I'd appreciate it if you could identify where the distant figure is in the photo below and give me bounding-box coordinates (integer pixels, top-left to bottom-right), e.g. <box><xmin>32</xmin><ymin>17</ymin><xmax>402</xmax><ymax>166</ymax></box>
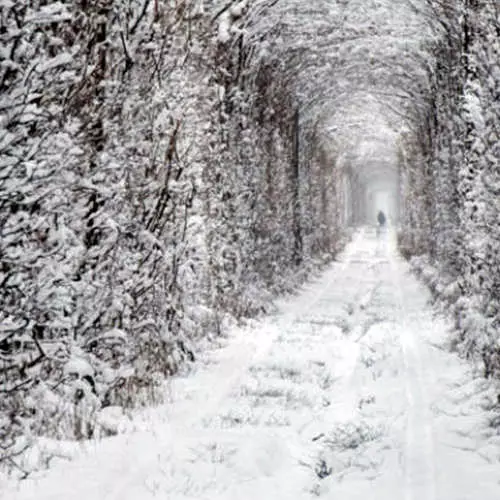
<box><xmin>377</xmin><ymin>210</ymin><xmax>386</xmax><ymax>227</ymax></box>
<box><xmin>376</xmin><ymin>211</ymin><xmax>386</xmax><ymax>237</ymax></box>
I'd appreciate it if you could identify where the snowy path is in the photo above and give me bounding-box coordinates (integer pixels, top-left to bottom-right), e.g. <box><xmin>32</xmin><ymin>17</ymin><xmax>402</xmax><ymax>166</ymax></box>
<box><xmin>3</xmin><ymin>228</ymin><xmax>500</xmax><ymax>500</ymax></box>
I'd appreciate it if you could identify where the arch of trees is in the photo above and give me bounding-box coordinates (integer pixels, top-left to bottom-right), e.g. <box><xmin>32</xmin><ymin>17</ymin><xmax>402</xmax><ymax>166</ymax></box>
<box><xmin>0</xmin><ymin>0</ymin><xmax>498</xmax><ymax>475</ymax></box>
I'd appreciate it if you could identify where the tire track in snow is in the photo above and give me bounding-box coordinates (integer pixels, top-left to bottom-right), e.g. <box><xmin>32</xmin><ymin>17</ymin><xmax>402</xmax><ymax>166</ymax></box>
<box><xmin>33</xmin><ymin>232</ymin><xmax>365</xmax><ymax>500</ymax></box>
<box><xmin>304</xmin><ymin>230</ymin><xmax>404</xmax><ymax>497</ymax></box>
<box><xmin>387</xmin><ymin>232</ymin><xmax>437</xmax><ymax>500</ymax></box>
<box><xmin>12</xmin><ymin>228</ymin><xmax>500</xmax><ymax>500</ymax></box>
<box><xmin>166</xmin><ymin>229</ymin><xmax>368</xmax><ymax>430</ymax></box>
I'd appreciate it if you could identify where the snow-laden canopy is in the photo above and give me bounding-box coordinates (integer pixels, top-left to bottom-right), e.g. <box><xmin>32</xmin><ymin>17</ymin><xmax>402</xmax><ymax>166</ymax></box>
<box><xmin>240</xmin><ymin>0</ymin><xmax>436</xmax><ymax>223</ymax></box>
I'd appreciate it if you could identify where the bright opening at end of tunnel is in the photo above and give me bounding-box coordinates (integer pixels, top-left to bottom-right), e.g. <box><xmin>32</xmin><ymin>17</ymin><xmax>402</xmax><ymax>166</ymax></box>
<box><xmin>334</xmin><ymin>123</ymin><xmax>401</xmax><ymax>228</ymax></box>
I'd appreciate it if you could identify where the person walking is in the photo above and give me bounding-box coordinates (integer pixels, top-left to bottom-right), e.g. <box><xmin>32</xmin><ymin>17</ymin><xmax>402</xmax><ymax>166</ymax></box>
<box><xmin>376</xmin><ymin>210</ymin><xmax>386</xmax><ymax>237</ymax></box>
<box><xmin>377</xmin><ymin>210</ymin><xmax>386</xmax><ymax>226</ymax></box>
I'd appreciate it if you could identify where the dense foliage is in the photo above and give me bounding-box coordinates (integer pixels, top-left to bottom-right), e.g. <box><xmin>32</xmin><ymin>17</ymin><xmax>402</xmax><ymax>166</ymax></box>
<box><xmin>0</xmin><ymin>0</ymin><xmax>345</xmax><ymax>475</ymax></box>
<box><xmin>398</xmin><ymin>0</ymin><xmax>500</xmax><ymax>377</ymax></box>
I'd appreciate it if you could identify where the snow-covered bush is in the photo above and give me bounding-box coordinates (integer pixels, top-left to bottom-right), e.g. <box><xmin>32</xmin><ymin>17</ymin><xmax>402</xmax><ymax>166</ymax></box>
<box><xmin>1</xmin><ymin>0</ymin><xmax>347</xmax><ymax>476</ymax></box>
<box><xmin>399</xmin><ymin>1</ymin><xmax>499</xmax><ymax>379</ymax></box>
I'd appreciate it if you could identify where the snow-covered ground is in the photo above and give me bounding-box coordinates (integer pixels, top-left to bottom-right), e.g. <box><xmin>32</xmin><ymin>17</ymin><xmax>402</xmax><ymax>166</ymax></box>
<box><xmin>2</xmin><ymin>228</ymin><xmax>500</xmax><ymax>500</ymax></box>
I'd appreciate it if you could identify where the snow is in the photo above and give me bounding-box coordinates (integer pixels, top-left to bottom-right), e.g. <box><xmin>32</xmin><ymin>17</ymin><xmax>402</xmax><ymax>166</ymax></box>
<box><xmin>230</xmin><ymin>0</ymin><xmax>249</xmax><ymax>19</ymax></box>
<box><xmin>464</xmin><ymin>83</ymin><xmax>485</xmax><ymax>132</ymax></box>
<box><xmin>218</xmin><ymin>13</ymin><xmax>232</xmax><ymax>44</ymax></box>
<box><xmin>63</xmin><ymin>357</ymin><xmax>94</xmax><ymax>378</ymax></box>
<box><xmin>96</xmin><ymin>407</ymin><xmax>127</xmax><ymax>436</ymax></box>
<box><xmin>2</xmin><ymin>228</ymin><xmax>500</xmax><ymax>499</ymax></box>
<box><xmin>25</xmin><ymin>3</ymin><xmax>72</xmax><ymax>24</ymax></box>
<box><xmin>37</xmin><ymin>53</ymin><xmax>73</xmax><ymax>73</ymax></box>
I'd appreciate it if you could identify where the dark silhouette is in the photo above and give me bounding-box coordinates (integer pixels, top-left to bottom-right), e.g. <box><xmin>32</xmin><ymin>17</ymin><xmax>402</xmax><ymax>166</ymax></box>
<box><xmin>377</xmin><ymin>211</ymin><xmax>386</xmax><ymax>226</ymax></box>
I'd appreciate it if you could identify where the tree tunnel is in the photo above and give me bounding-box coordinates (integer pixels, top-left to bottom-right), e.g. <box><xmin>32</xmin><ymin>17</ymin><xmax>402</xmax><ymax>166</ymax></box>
<box><xmin>236</xmin><ymin>0</ymin><xmax>435</xmax><ymax>241</ymax></box>
<box><xmin>226</xmin><ymin>0</ymin><xmax>498</xmax><ymax>376</ymax></box>
<box><xmin>231</xmin><ymin>0</ymin><xmax>498</xmax><ymax>374</ymax></box>
<box><xmin>1</xmin><ymin>0</ymin><xmax>498</xmax><ymax>466</ymax></box>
